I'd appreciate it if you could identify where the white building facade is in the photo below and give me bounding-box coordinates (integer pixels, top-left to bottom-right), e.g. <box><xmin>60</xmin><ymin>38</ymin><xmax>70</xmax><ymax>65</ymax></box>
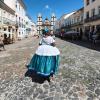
<box><xmin>54</xmin><ymin>12</ymin><xmax>75</xmax><ymax>32</ymax></box>
<box><xmin>15</xmin><ymin>0</ymin><xmax>27</xmax><ymax>39</ymax></box>
<box><xmin>4</xmin><ymin>0</ymin><xmax>36</xmax><ymax>39</ymax></box>
<box><xmin>31</xmin><ymin>22</ymin><xmax>37</xmax><ymax>36</ymax></box>
<box><xmin>0</xmin><ymin>0</ymin><xmax>16</xmax><ymax>43</ymax></box>
<box><xmin>25</xmin><ymin>16</ymin><xmax>37</xmax><ymax>37</ymax></box>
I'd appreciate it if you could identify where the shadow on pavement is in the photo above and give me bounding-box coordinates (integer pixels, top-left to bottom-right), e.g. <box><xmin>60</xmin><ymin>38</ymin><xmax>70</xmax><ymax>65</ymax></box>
<box><xmin>64</xmin><ymin>39</ymin><xmax>100</xmax><ymax>52</ymax></box>
<box><xmin>25</xmin><ymin>69</ymin><xmax>50</xmax><ymax>84</ymax></box>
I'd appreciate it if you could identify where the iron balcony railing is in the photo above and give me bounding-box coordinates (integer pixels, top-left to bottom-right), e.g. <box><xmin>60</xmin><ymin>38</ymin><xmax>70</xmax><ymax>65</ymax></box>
<box><xmin>3</xmin><ymin>17</ymin><xmax>16</xmax><ymax>25</ymax></box>
<box><xmin>62</xmin><ymin>20</ymin><xmax>83</xmax><ymax>28</ymax></box>
<box><xmin>70</xmin><ymin>21</ymin><xmax>84</xmax><ymax>27</ymax></box>
<box><xmin>61</xmin><ymin>25</ymin><xmax>71</xmax><ymax>29</ymax></box>
<box><xmin>84</xmin><ymin>14</ymin><xmax>100</xmax><ymax>23</ymax></box>
<box><xmin>16</xmin><ymin>21</ymin><xmax>26</xmax><ymax>28</ymax></box>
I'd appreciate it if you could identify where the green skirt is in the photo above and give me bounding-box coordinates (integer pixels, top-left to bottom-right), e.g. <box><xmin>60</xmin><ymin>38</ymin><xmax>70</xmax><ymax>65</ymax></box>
<box><xmin>28</xmin><ymin>54</ymin><xmax>60</xmax><ymax>76</ymax></box>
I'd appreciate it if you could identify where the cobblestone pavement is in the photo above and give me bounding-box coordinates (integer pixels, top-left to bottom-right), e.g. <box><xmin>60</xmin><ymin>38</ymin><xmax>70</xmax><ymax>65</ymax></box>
<box><xmin>0</xmin><ymin>37</ymin><xmax>100</xmax><ymax>100</ymax></box>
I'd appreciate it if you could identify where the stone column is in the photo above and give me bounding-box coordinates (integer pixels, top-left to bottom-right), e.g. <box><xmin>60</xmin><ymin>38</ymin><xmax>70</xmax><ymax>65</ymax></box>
<box><xmin>11</xmin><ymin>29</ymin><xmax>12</xmax><ymax>38</ymax></box>
<box><xmin>6</xmin><ymin>27</ymin><xmax>9</xmax><ymax>37</ymax></box>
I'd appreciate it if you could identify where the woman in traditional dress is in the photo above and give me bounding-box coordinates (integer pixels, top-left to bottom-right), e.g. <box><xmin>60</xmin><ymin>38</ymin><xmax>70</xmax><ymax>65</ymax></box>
<box><xmin>27</xmin><ymin>29</ymin><xmax>60</xmax><ymax>82</ymax></box>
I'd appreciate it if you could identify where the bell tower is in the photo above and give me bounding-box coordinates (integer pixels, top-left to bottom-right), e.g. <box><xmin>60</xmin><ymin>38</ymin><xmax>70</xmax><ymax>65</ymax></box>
<box><xmin>37</xmin><ymin>13</ymin><xmax>43</xmax><ymax>35</ymax></box>
<box><xmin>51</xmin><ymin>13</ymin><xmax>56</xmax><ymax>34</ymax></box>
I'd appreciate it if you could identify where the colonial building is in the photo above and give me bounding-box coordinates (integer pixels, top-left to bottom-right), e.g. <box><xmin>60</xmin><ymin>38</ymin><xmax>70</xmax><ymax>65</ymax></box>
<box><xmin>0</xmin><ymin>0</ymin><xmax>36</xmax><ymax>43</ymax></box>
<box><xmin>37</xmin><ymin>13</ymin><xmax>42</xmax><ymax>35</ymax></box>
<box><xmin>0</xmin><ymin>0</ymin><xmax>16</xmax><ymax>43</ymax></box>
<box><xmin>3</xmin><ymin>0</ymin><xmax>16</xmax><ymax>11</ymax></box>
<box><xmin>68</xmin><ymin>8</ymin><xmax>84</xmax><ymax>33</ymax></box>
<box><xmin>51</xmin><ymin>13</ymin><xmax>56</xmax><ymax>34</ymax></box>
<box><xmin>25</xmin><ymin>16</ymin><xmax>37</xmax><ymax>37</ymax></box>
<box><xmin>30</xmin><ymin>22</ymin><xmax>37</xmax><ymax>36</ymax></box>
<box><xmin>37</xmin><ymin>13</ymin><xmax>56</xmax><ymax>34</ymax></box>
<box><xmin>5</xmin><ymin>0</ymin><xmax>36</xmax><ymax>39</ymax></box>
<box><xmin>58</xmin><ymin>14</ymin><xmax>67</xmax><ymax>29</ymax></box>
<box><xmin>54</xmin><ymin>12</ymin><xmax>75</xmax><ymax>32</ymax></box>
<box><xmin>54</xmin><ymin>20</ymin><xmax>60</xmax><ymax>33</ymax></box>
<box><xmin>54</xmin><ymin>0</ymin><xmax>100</xmax><ymax>40</ymax></box>
<box><xmin>25</xmin><ymin>16</ymin><xmax>32</xmax><ymax>37</ymax></box>
<box><xmin>15</xmin><ymin>0</ymin><xmax>27</xmax><ymax>40</ymax></box>
<box><xmin>84</xmin><ymin>0</ymin><xmax>100</xmax><ymax>33</ymax></box>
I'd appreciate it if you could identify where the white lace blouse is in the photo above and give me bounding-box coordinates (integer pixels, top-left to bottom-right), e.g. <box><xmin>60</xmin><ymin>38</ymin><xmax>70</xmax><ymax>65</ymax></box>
<box><xmin>39</xmin><ymin>36</ymin><xmax>55</xmax><ymax>45</ymax></box>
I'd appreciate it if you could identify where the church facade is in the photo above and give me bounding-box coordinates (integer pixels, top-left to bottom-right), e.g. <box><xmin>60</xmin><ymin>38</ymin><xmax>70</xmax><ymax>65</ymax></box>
<box><xmin>37</xmin><ymin>13</ymin><xmax>56</xmax><ymax>34</ymax></box>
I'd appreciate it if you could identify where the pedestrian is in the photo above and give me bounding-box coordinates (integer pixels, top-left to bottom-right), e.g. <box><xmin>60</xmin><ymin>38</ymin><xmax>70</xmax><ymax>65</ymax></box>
<box><xmin>27</xmin><ymin>28</ymin><xmax>60</xmax><ymax>82</ymax></box>
<box><xmin>0</xmin><ymin>35</ymin><xmax>5</xmax><ymax>51</ymax></box>
<box><xmin>89</xmin><ymin>30</ymin><xmax>93</xmax><ymax>41</ymax></box>
<box><xmin>79</xmin><ymin>29</ymin><xmax>83</xmax><ymax>40</ymax></box>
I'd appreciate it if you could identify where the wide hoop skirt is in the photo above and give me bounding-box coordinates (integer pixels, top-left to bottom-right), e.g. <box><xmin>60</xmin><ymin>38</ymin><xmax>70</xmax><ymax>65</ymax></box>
<box><xmin>28</xmin><ymin>45</ymin><xmax>60</xmax><ymax>76</ymax></box>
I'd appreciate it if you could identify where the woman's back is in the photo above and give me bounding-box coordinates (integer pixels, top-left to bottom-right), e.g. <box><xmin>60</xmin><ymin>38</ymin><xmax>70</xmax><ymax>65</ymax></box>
<box><xmin>40</xmin><ymin>36</ymin><xmax>55</xmax><ymax>45</ymax></box>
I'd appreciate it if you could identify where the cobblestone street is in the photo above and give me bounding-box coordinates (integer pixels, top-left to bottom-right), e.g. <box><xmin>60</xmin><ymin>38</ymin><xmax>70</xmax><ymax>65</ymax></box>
<box><xmin>0</xmin><ymin>37</ymin><xmax>100</xmax><ymax>100</ymax></box>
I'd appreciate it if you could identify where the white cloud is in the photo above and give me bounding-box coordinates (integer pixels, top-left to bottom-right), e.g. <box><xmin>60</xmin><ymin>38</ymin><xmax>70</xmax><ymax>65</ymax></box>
<box><xmin>45</xmin><ymin>5</ymin><xmax>49</xmax><ymax>9</ymax></box>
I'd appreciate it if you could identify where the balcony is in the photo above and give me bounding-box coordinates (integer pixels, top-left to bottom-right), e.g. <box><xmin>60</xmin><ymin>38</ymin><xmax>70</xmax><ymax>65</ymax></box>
<box><xmin>3</xmin><ymin>17</ymin><xmax>16</xmax><ymax>26</ymax></box>
<box><xmin>84</xmin><ymin>14</ymin><xmax>100</xmax><ymax>23</ymax></box>
<box><xmin>62</xmin><ymin>25</ymin><xmax>71</xmax><ymax>28</ymax></box>
<box><xmin>15</xmin><ymin>21</ymin><xmax>26</xmax><ymax>28</ymax></box>
<box><xmin>71</xmin><ymin>21</ymin><xmax>83</xmax><ymax>27</ymax></box>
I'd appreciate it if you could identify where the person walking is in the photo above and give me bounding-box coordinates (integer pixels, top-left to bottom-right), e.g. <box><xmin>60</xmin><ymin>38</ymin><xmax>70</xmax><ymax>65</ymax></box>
<box><xmin>0</xmin><ymin>35</ymin><xmax>5</xmax><ymax>50</ymax></box>
<box><xmin>27</xmin><ymin>28</ymin><xmax>60</xmax><ymax>82</ymax></box>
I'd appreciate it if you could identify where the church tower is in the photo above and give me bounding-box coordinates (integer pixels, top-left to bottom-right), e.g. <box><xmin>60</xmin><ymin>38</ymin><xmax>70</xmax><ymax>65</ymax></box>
<box><xmin>37</xmin><ymin>13</ymin><xmax>56</xmax><ymax>35</ymax></box>
<box><xmin>37</xmin><ymin>13</ymin><xmax>43</xmax><ymax>35</ymax></box>
<box><xmin>51</xmin><ymin>13</ymin><xmax>56</xmax><ymax>34</ymax></box>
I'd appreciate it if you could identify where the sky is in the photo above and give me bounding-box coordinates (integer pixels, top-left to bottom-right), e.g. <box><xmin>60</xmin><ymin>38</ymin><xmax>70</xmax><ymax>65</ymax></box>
<box><xmin>24</xmin><ymin>0</ymin><xmax>83</xmax><ymax>23</ymax></box>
